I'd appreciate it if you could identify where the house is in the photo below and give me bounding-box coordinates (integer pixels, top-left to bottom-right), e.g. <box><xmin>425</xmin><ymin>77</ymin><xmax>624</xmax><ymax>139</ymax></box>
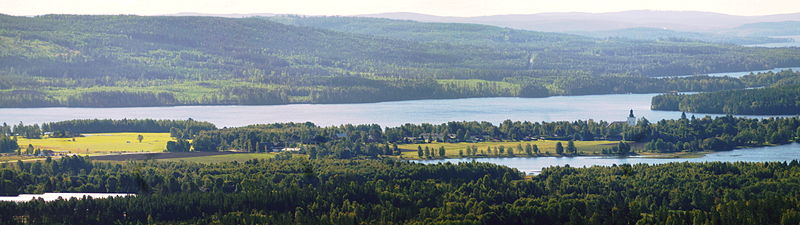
<box><xmin>420</xmin><ymin>133</ymin><xmax>445</xmax><ymax>141</ymax></box>
<box><xmin>281</xmin><ymin>147</ymin><xmax>302</xmax><ymax>152</ymax></box>
<box><xmin>272</xmin><ymin>147</ymin><xmax>302</xmax><ymax>152</ymax></box>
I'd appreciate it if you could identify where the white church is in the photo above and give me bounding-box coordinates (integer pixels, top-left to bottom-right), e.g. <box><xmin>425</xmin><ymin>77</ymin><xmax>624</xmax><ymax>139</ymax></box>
<box><xmin>610</xmin><ymin>109</ymin><xmax>637</xmax><ymax>127</ymax></box>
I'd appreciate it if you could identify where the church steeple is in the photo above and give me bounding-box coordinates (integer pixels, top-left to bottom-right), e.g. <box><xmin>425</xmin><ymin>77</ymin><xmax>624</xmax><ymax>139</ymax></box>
<box><xmin>626</xmin><ymin>109</ymin><xmax>636</xmax><ymax>126</ymax></box>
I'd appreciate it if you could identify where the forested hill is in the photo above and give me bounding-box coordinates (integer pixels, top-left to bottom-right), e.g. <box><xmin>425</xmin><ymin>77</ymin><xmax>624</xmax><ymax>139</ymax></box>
<box><xmin>4</xmin><ymin>14</ymin><xmax>797</xmax><ymax>80</ymax></box>
<box><xmin>651</xmin><ymin>70</ymin><xmax>800</xmax><ymax>115</ymax></box>
<box><xmin>1</xmin><ymin>14</ymin><xmax>800</xmax><ymax>107</ymax></box>
<box><xmin>268</xmin><ymin>15</ymin><xmax>800</xmax><ymax>77</ymax></box>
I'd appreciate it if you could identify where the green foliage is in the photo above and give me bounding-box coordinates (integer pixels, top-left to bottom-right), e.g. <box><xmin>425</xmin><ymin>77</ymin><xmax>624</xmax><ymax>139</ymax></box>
<box><xmin>39</xmin><ymin>119</ymin><xmax>216</xmax><ymax>136</ymax></box>
<box><xmin>165</xmin><ymin>139</ymin><xmax>190</xmax><ymax>152</ymax></box>
<box><xmin>0</xmin><ymin>134</ymin><xmax>18</xmax><ymax>153</ymax></box>
<box><xmin>0</xmin><ymin>14</ymin><xmax>798</xmax><ymax>107</ymax></box>
<box><xmin>1</xmin><ymin>157</ymin><xmax>799</xmax><ymax>224</ymax></box>
<box><xmin>652</xmin><ymin>84</ymin><xmax>800</xmax><ymax>115</ymax></box>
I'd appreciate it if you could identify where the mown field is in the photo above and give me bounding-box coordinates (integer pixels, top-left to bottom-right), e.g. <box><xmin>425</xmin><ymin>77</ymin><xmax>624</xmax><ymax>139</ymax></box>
<box><xmin>397</xmin><ymin>140</ymin><xmax>625</xmax><ymax>159</ymax></box>
<box><xmin>18</xmin><ymin>133</ymin><xmax>173</xmax><ymax>155</ymax></box>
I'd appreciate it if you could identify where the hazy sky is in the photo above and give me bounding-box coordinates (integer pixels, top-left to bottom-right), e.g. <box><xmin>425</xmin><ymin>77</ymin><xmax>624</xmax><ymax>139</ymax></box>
<box><xmin>1</xmin><ymin>0</ymin><xmax>798</xmax><ymax>17</ymax></box>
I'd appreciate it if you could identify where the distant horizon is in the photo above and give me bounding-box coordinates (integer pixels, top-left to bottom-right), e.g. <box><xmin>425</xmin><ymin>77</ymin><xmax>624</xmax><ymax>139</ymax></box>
<box><xmin>4</xmin><ymin>9</ymin><xmax>800</xmax><ymax>18</ymax></box>
<box><xmin>2</xmin><ymin>0</ymin><xmax>799</xmax><ymax>17</ymax></box>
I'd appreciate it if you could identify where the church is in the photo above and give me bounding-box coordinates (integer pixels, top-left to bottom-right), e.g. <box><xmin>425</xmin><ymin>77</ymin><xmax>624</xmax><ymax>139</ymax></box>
<box><xmin>626</xmin><ymin>109</ymin><xmax>636</xmax><ymax>126</ymax></box>
<box><xmin>609</xmin><ymin>109</ymin><xmax>637</xmax><ymax>127</ymax></box>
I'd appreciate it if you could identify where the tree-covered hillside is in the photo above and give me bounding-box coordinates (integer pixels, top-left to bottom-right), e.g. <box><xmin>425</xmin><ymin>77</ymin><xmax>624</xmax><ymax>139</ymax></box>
<box><xmin>267</xmin><ymin>15</ymin><xmax>800</xmax><ymax>77</ymax></box>
<box><xmin>652</xmin><ymin>70</ymin><xmax>800</xmax><ymax>115</ymax></box>
<box><xmin>1</xmin><ymin>14</ymin><xmax>800</xmax><ymax>107</ymax></box>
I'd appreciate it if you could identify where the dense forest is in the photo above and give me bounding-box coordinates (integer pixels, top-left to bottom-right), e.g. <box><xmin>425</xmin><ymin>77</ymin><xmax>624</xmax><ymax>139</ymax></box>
<box><xmin>652</xmin><ymin>70</ymin><xmax>800</xmax><ymax>115</ymax></box>
<box><xmin>1</xmin><ymin>119</ymin><xmax>216</xmax><ymax>139</ymax></box>
<box><xmin>0</xmin><ymin>157</ymin><xmax>799</xmax><ymax>224</ymax></box>
<box><xmin>1</xmin><ymin>14</ymin><xmax>800</xmax><ymax>107</ymax></box>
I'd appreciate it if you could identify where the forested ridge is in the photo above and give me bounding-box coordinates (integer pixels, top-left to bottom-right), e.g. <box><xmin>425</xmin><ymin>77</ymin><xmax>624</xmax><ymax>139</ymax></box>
<box><xmin>1</xmin><ymin>157</ymin><xmax>800</xmax><ymax>224</ymax></box>
<box><xmin>1</xmin><ymin>14</ymin><xmax>800</xmax><ymax>107</ymax></box>
<box><xmin>652</xmin><ymin>70</ymin><xmax>800</xmax><ymax>115</ymax></box>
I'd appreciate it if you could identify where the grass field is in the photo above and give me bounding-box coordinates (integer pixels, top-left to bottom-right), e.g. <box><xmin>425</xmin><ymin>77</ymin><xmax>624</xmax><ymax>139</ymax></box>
<box><xmin>397</xmin><ymin>140</ymin><xmax>625</xmax><ymax>159</ymax></box>
<box><xmin>159</xmin><ymin>153</ymin><xmax>277</xmax><ymax>163</ymax></box>
<box><xmin>18</xmin><ymin>133</ymin><xmax>173</xmax><ymax>155</ymax></box>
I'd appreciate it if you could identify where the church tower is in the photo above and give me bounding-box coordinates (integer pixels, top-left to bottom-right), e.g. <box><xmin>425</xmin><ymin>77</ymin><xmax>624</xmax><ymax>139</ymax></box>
<box><xmin>627</xmin><ymin>109</ymin><xmax>636</xmax><ymax>126</ymax></box>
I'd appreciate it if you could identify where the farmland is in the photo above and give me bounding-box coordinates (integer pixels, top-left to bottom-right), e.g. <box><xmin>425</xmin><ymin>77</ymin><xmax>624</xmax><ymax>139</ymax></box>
<box><xmin>397</xmin><ymin>140</ymin><xmax>628</xmax><ymax>159</ymax></box>
<box><xmin>18</xmin><ymin>133</ymin><xmax>173</xmax><ymax>155</ymax></box>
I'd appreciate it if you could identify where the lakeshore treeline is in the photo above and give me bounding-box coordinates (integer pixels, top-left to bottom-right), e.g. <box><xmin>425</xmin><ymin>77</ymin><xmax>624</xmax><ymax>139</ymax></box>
<box><xmin>4</xmin><ymin>115</ymin><xmax>799</xmax><ymax>156</ymax></box>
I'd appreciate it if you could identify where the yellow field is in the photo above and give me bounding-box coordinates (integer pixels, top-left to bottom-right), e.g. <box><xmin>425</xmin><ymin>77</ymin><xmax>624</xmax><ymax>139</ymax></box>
<box><xmin>159</xmin><ymin>153</ymin><xmax>277</xmax><ymax>163</ymax></box>
<box><xmin>397</xmin><ymin>140</ymin><xmax>624</xmax><ymax>159</ymax></box>
<box><xmin>18</xmin><ymin>133</ymin><xmax>174</xmax><ymax>155</ymax></box>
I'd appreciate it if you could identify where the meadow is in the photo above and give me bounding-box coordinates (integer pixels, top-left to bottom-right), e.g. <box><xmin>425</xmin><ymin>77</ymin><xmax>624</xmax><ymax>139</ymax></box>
<box><xmin>18</xmin><ymin>133</ymin><xmax>173</xmax><ymax>155</ymax></box>
<box><xmin>397</xmin><ymin>140</ymin><xmax>626</xmax><ymax>159</ymax></box>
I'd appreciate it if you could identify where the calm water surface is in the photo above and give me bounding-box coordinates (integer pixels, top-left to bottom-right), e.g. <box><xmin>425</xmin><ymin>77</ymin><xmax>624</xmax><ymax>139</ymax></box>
<box><xmin>0</xmin><ymin>93</ymin><xmax>786</xmax><ymax>127</ymax></box>
<box><xmin>745</xmin><ymin>36</ymin><xmax>800</xmax><ymax>48</ymax></box>
<box><xmin>420</xmin><ymin>143</ymin><xmax>800</xmax><ymax>174</ymax></box>
<box><xmin>0</xmin><ymin>193</ymin><xmax>134</xmax><ymax>202</ymax></box>
<box><xmin>657</xmin><ymin>66</ymin><xmax>800</xmax><ymax>78</ymax></box>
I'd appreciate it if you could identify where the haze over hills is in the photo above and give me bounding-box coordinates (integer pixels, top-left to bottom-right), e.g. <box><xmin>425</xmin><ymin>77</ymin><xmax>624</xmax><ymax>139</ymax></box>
<box><xmin>164</xmin><ymin>10</ymin><xmax>800</xmax><ymax>45</ymax></box>
<box><xmin>357</xmin><ymin>10</ymin><xmax>800</xmax><ymax>32</ymax></box>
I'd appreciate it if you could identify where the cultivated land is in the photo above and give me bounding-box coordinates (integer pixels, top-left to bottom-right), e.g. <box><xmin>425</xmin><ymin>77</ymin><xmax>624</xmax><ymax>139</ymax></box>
<box><xmin>18</xmin><ymin>133</ymin><xmax>174</xmax><ymax>155</ymax></box>
<box><xmin>397</xmin><ymin>140</ymin><xmax>625</xmax><ymax>159</ymax></box>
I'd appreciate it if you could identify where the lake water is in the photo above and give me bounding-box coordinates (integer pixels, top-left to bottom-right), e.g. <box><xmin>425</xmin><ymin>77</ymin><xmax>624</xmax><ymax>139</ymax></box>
<box><xmin>419</xmin><ymin>143</ymin><xmax>800</xmax><ymax>174</ymax></box>
<box><xmin>656</xmin><ymin>66</ymin><xmax>800</xmax><ymax>78</ymax></box>
<box><xmin>745</xmin><ymin>36</ymin><xmax>800</xmax><ymax>48</ymax></box>
<box><xmin>0</xmin><ymin>93</ymin><xmax>786</xmax><ymax>128</ymax></box>
<box><xmin>0</xmin><ymin>193</ymin><xmax>134</xmax><ymax>202</ymax></box>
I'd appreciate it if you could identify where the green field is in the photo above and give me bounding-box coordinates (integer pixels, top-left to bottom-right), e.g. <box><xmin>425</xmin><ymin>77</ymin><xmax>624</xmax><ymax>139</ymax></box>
<box><xmin>159</xmin><ymin>153</ymin><xmax>277</xmax><ymax>163</ymax></box>
<box><xmin>18</xmin><ymin>133</ymin><xmax>174</xmax><ymax>155</ymax></box>
<box><xmin>397</xmin><ymin>140</ymin><xmax>625</xmax><ymax>159</ymax></box>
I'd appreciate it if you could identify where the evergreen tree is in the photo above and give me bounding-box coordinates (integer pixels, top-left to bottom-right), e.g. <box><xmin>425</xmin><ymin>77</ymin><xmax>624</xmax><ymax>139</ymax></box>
<box><xmin>525</xmin><ymin>143</ymin><xmax>533</xmax><ymax>156</ymax></box>
<box><xmin>567</xmin><ymin>140</ymin><xmax>577</xmax><ymax>154</ymax></box>
<box><xmin>424</xmin><ymin>146</ymin><xmax>431</xmax><ymax>158</ymax></box>
<box><xmin>555</xmin><ymin>142</ymin><xmax>564</xmax><ymax>155</ymax></box>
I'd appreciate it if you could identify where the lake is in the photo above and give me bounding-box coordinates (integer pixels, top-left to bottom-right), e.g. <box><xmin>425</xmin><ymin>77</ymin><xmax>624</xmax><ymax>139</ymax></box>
<box><xmin>656</xmin><ymin>66</ymin><xmax>800</xmax><ymax>78</ymax></box>
<box><xmin>0</xmin><ymin>93</ymin><xmax>785</xmax><ymax>128</ymax></box>
<box><xmin>745</xmin><ymin>36</ymin><xmax>800</xmax><ymax>48</ymax></box>
<box><xmin>419</xmin><ymin>143</ymin><xmax>800</xmax><ymax>174</ymax></box>
<box><xmin>0</xmin><ymin>193</ymin><xmax>134</xmax><ymax>202</ymax></box>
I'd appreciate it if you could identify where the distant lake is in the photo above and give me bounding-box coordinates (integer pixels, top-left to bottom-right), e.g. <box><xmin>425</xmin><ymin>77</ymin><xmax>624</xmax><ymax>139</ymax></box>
<box><xmin>745</xmin><ymin>36</ymin><xmax>800</xmax><ymax>48</ymax></box>
<box><xmin>0</xmin><ymin>193</ymin><xmax>134</xmax><ymax>202</ymax></box>
<box><xmin>0</xmin><ymin>93</ymin><xmax>787</xmax><ymax>128</ymax></box>
<box><xmin>420</xmin><ymin>143</ymin><xmax>800</xmax><ymax>174</ymax></box>
<box><xmin>656</xmin><ymin>66</ymin><xmax>800</xmax><ymax>78</ymax></box>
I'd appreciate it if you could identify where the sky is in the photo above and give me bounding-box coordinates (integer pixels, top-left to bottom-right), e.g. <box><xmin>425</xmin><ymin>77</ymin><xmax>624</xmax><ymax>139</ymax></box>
<box><xmin>1</xmin><ymin>0</ymin><xmax>798</xmax><ymax>17</ymax></box>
